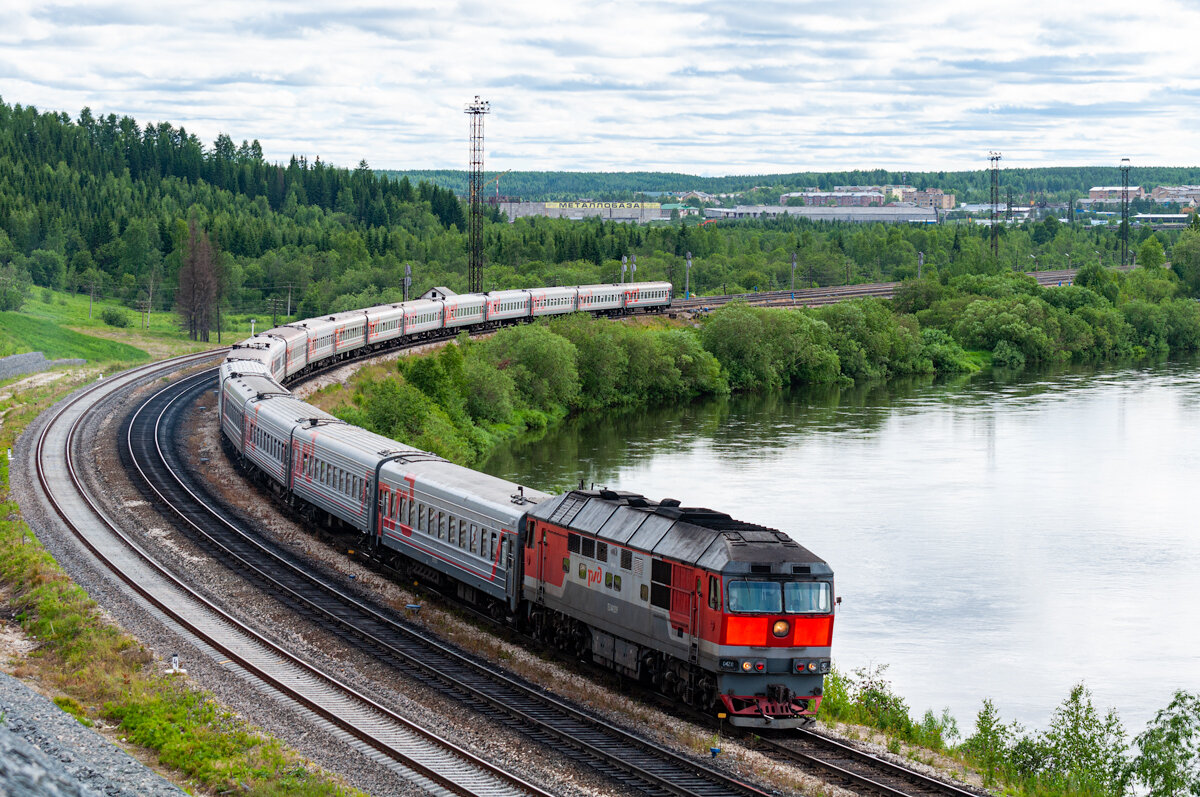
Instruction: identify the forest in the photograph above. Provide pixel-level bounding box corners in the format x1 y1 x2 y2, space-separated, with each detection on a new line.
3 97 1200 341
383 166 1200 205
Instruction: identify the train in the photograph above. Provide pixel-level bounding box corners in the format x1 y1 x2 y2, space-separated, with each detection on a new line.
217 280 836 728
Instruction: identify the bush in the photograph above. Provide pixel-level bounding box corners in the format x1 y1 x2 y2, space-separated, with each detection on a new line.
992 339 1026 368
0 264 30 311
954 296 1062 363
1132 690 1200 797
480 323 579 411
816 299 931 379
1042 683 1129 795
100 306 130 327
920 328 978 373
701 302 840 390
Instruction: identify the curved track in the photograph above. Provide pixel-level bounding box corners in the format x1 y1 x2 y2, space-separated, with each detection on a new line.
33 354 551 797
750 730 985 797
121 366 769 797
674 267 1087 312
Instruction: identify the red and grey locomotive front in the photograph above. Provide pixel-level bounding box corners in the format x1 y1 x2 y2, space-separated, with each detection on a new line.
525 490 834 728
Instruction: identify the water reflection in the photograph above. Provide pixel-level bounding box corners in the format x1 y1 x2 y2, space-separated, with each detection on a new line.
483 357 1200 731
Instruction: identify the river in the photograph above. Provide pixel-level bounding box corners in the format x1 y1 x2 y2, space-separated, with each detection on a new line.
482 358 1200 733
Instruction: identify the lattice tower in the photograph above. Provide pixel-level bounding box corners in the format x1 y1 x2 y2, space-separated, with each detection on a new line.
466 96 490 293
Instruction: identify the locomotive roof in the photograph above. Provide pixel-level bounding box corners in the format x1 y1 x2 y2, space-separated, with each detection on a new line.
529 489 830 576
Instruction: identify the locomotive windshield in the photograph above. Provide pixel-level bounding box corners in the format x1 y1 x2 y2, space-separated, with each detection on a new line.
728 581 832 614
784 581 832 613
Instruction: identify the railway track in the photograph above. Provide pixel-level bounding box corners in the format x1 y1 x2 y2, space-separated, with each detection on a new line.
673 267 1086 312
33 304 1020 795
748 730 985 797
33 353 552 797
121 366 770 797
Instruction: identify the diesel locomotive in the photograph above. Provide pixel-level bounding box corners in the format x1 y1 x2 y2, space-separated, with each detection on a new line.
218 281 836 727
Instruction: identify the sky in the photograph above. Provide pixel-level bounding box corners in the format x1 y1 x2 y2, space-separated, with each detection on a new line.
2 0 1199 176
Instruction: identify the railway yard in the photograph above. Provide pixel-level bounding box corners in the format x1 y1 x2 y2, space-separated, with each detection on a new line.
4 278 1044 796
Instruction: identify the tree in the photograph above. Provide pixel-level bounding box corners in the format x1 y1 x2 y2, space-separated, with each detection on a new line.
1139 235 1165 269
1043 682 1129 796
176 218 218 341
0 263 30 311
1133 690 1200 797
963 699 1011 786
1171 230 1200 297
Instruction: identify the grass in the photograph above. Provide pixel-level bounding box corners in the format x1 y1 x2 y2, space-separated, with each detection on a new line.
9 288 227 359
0 312 149 362
0 368 360 796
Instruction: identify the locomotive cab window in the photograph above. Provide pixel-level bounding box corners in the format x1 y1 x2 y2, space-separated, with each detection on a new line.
784 581 832 614
708 575 720 610
727 581 783 614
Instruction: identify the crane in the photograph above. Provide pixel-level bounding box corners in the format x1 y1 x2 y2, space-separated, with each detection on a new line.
490 169 512 201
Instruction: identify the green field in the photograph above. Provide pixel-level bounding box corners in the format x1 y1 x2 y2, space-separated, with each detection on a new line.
0 312 149 362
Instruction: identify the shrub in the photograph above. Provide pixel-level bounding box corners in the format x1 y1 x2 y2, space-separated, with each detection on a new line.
100 306 130 327
1074 262 1120 304
1132 690 1200 797
0 264 30 311
480 323 579 411
954 296 1062 363
816 299 931 379
1161 298 1200 351
919 328 978 373
992 339 1026 368
963 699 1012 786
1120 300 1169 355
1042 682 1129 796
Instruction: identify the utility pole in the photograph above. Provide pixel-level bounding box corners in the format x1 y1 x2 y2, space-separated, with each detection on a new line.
403 263 412 302
631 254 637 282
286 284 292 319
791 251 797 294
1120 157 1131 267
268 296 284 327
685 251 692 299
989 152 1002 263
621 255 627 284
465 96 490 294
918 251 924 280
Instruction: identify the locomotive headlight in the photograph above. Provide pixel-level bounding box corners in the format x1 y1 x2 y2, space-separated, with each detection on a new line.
742 661 753 672
807 662 817 672
772 620 790 638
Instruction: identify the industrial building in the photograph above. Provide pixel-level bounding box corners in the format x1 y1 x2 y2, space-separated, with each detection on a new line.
704 205 939 223
497 201 666 222
1088 186 1145 201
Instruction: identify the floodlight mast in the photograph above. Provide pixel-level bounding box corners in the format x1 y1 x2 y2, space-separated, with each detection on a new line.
466 96 490 293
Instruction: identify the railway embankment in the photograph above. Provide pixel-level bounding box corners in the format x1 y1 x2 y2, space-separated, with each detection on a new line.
1 365 370 797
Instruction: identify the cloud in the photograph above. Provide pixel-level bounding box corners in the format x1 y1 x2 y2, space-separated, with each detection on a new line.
0 0 1198 172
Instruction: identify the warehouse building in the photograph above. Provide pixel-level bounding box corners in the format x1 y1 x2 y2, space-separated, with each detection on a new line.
705 205 939 224
498 201 664 222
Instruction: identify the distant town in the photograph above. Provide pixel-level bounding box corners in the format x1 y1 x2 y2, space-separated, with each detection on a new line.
496 184 1200 228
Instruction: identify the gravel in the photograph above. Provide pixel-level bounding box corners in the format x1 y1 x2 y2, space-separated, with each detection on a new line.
0 671 184 797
